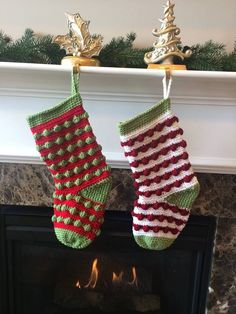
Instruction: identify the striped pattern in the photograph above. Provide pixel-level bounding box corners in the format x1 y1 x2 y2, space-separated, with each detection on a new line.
28 90 112 249
119 99 200 250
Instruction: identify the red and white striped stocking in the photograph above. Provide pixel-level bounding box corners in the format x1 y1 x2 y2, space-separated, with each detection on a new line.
119 88 200 250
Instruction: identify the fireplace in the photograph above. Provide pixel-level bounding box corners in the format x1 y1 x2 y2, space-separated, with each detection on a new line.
0 205 216 314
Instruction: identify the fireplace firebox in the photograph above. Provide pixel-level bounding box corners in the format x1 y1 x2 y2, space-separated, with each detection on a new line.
0 205 216 314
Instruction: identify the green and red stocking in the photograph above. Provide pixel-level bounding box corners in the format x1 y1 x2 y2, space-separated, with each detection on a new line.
27 74 112 249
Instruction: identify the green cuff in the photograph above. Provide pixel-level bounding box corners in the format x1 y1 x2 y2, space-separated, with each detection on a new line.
118 98 170 136
27 93 82 128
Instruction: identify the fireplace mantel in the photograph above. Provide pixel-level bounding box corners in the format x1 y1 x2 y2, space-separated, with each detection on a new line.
0 62 236 174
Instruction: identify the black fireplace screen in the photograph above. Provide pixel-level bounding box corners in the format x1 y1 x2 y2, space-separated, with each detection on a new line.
0 205 216 314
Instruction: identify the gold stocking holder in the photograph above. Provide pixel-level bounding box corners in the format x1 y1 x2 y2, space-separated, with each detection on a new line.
145 1 192 71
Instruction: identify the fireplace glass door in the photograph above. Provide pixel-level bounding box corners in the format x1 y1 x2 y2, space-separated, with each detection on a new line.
0 206 216 314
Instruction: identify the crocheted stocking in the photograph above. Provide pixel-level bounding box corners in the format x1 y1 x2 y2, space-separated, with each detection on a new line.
27 74 112 249
119 99 200 250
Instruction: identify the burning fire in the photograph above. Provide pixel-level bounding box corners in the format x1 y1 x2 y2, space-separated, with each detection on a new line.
75 258 99 289
112 266 138 288
112 271 124 284
75 258 138 290
128 266 138 287
75 280 81 288
84 258 99 289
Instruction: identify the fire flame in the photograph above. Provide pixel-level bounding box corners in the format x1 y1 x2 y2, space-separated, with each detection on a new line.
128 266 138 287
112 271 124 284
75 259 138 290
84 258 99 289
75 280 81 289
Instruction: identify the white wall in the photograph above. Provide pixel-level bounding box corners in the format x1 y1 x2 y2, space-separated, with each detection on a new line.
1 0 236 51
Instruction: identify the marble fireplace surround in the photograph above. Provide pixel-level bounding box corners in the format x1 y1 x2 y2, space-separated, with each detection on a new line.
0 164 235 314
0 63 236 313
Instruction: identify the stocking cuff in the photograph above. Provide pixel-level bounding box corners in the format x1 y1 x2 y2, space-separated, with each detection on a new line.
27 94 82 129
118 99 170 136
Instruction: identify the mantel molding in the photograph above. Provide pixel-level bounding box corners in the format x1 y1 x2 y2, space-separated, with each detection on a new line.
0 62 236 174
0 89 236 108
0 154 235 175
0 62 236 106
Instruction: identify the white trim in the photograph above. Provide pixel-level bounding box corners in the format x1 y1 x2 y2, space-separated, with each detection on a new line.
1 62 236 78
0 154 236 175
0 90 236 108
0 62 236 107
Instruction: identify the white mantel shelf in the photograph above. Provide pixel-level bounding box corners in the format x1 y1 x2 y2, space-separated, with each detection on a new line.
0 62 236 174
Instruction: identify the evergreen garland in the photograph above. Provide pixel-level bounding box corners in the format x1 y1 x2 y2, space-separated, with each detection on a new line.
99 32 149 68
0 29 236 72
184 41 227 71
222 43 236 71
0 29 65 64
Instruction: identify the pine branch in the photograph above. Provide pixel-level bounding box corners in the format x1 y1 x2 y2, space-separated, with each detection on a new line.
185 40 227 71
222 42 236 71
99 32 150 68
0 29 65 63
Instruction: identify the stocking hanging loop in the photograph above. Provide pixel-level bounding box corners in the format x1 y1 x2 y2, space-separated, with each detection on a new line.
71 69 80 96
162 70 173 99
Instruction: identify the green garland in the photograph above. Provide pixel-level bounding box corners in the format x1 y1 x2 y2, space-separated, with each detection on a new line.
99 32 149 68
0 29 236 71
0 29 65 64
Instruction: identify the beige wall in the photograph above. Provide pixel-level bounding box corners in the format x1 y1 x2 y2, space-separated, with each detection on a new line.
1 0 236 51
